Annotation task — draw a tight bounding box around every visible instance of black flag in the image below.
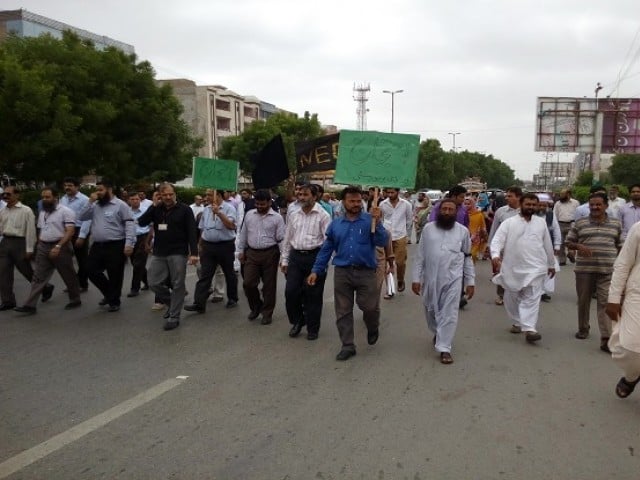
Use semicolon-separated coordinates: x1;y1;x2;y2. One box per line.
251;134;290;189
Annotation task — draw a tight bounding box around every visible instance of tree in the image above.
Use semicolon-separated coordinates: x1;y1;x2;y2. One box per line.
0;32;201;185
414;139;516;190
217;111;324;175
609;153;640;185
574;170;594;186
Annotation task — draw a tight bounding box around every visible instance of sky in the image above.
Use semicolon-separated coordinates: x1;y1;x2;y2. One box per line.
8;0;640;180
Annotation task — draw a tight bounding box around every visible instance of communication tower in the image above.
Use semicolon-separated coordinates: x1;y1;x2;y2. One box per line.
353;82;370;131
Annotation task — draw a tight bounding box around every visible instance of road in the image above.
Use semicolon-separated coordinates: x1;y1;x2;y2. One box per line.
1;246;639;479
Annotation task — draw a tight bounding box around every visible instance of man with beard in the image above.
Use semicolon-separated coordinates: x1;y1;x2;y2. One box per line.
280;184;331;340
14;187;81;313
79;179;135;312
308;186;388;361
60;177;92;292
237;189;286;325
490;193;556;344
566;193;622;352
411;198;475;364
620;184;640;241
0;186;37;310
139;183;199;330
553;188;580;265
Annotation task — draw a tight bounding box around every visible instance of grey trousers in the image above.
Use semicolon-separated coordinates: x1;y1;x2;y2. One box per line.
148;255;187;320
24;242;80;307
0;236;33;305
575;272;612;338
334;266;379;350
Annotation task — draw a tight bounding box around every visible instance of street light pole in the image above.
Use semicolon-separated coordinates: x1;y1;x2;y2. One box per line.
382;89;403;132
448;132;461;151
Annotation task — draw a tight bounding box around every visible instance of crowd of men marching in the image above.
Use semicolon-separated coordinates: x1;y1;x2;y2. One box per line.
2;179;640;398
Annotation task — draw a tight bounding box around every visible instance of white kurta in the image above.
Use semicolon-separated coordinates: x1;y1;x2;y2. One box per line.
412;223;475;352
608;221;640;353
490;215;555;332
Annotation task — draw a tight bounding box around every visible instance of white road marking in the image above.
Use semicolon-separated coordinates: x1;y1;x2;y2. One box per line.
0;376;188;479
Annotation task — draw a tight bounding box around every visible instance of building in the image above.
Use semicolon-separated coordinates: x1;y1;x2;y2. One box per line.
0;9;134;54
157;78;295;160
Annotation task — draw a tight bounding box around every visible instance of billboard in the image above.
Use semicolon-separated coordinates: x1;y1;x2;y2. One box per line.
536;97;640;154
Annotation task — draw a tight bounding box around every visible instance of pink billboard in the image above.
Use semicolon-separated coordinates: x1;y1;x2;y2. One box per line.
600;98;640;153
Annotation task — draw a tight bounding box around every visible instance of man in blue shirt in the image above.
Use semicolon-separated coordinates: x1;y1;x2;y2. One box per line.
308;186;388;361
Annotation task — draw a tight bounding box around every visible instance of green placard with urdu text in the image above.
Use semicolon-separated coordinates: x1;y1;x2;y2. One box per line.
192;157;238;191
334;130;420;188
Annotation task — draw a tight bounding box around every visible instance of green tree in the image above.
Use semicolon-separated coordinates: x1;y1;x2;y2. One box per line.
217;111;323;175
609;153;640;185
0;32;200;185
574;170;594;186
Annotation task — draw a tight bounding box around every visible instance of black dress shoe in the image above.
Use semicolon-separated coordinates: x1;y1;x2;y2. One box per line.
41;284;54;303
141;284;149;291
107;305;120;312
127;290;139;298
98;298;108;306
163;310;171;319
225;300;238;309
307;332;318;341
163;319;180;331
367;328;379;345
210;296;224;303
14;305;36;314
289;323;303;338
260;315;272;325
336;349;356;361
184;304;205;313
0;303;17;311
247;310;260;320
64;301;82;310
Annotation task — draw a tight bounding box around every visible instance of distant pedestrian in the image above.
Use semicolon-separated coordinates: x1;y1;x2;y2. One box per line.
79;179;135;312
536;199;561;302
606;222;640;398
553;188;579;265
0;186;37;310
190;194;205;219
488;186;522;305
620;184;640;241
412;198;475;364
490;193;556;344
308;186;388;361
138;183;199;330
14;187;81;313
566;192;622;352
237;189;286;325
380;187;413;297
280;184;331;340
60;177;91;292
126;192;150;297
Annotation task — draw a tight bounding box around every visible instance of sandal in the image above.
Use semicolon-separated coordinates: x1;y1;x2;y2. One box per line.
383;293;394;300
440;352;454;364
495;297;504;305
615;376;640;398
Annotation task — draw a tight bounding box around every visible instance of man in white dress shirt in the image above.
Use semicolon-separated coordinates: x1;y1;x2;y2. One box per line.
379;187;413;296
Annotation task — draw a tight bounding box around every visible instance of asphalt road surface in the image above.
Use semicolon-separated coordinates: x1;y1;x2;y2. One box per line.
2;246;639;479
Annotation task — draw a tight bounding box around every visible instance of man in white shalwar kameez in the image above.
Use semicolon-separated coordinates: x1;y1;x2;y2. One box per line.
412;199;475;364
606;221;640;398
490;194;556;343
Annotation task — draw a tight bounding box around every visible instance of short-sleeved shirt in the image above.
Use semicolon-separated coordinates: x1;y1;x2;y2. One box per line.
38;204;76;242
199;202;237;243
566;215;622;274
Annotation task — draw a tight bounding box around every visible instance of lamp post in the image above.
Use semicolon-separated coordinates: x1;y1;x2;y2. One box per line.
382;89;403;132
593;82;603;182
448;132;461;151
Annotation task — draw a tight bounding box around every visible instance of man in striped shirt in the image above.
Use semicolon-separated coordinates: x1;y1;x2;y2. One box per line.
566;193;622;352
280;184;331;340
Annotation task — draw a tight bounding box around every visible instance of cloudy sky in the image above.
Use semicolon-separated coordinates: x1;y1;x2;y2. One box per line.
10;0;640;180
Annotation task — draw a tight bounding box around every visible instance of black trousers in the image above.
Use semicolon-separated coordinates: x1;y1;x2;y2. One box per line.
88;240;126;306
130;234;149;291
194;240;237;308
72;227;89;289
285;249;326;334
